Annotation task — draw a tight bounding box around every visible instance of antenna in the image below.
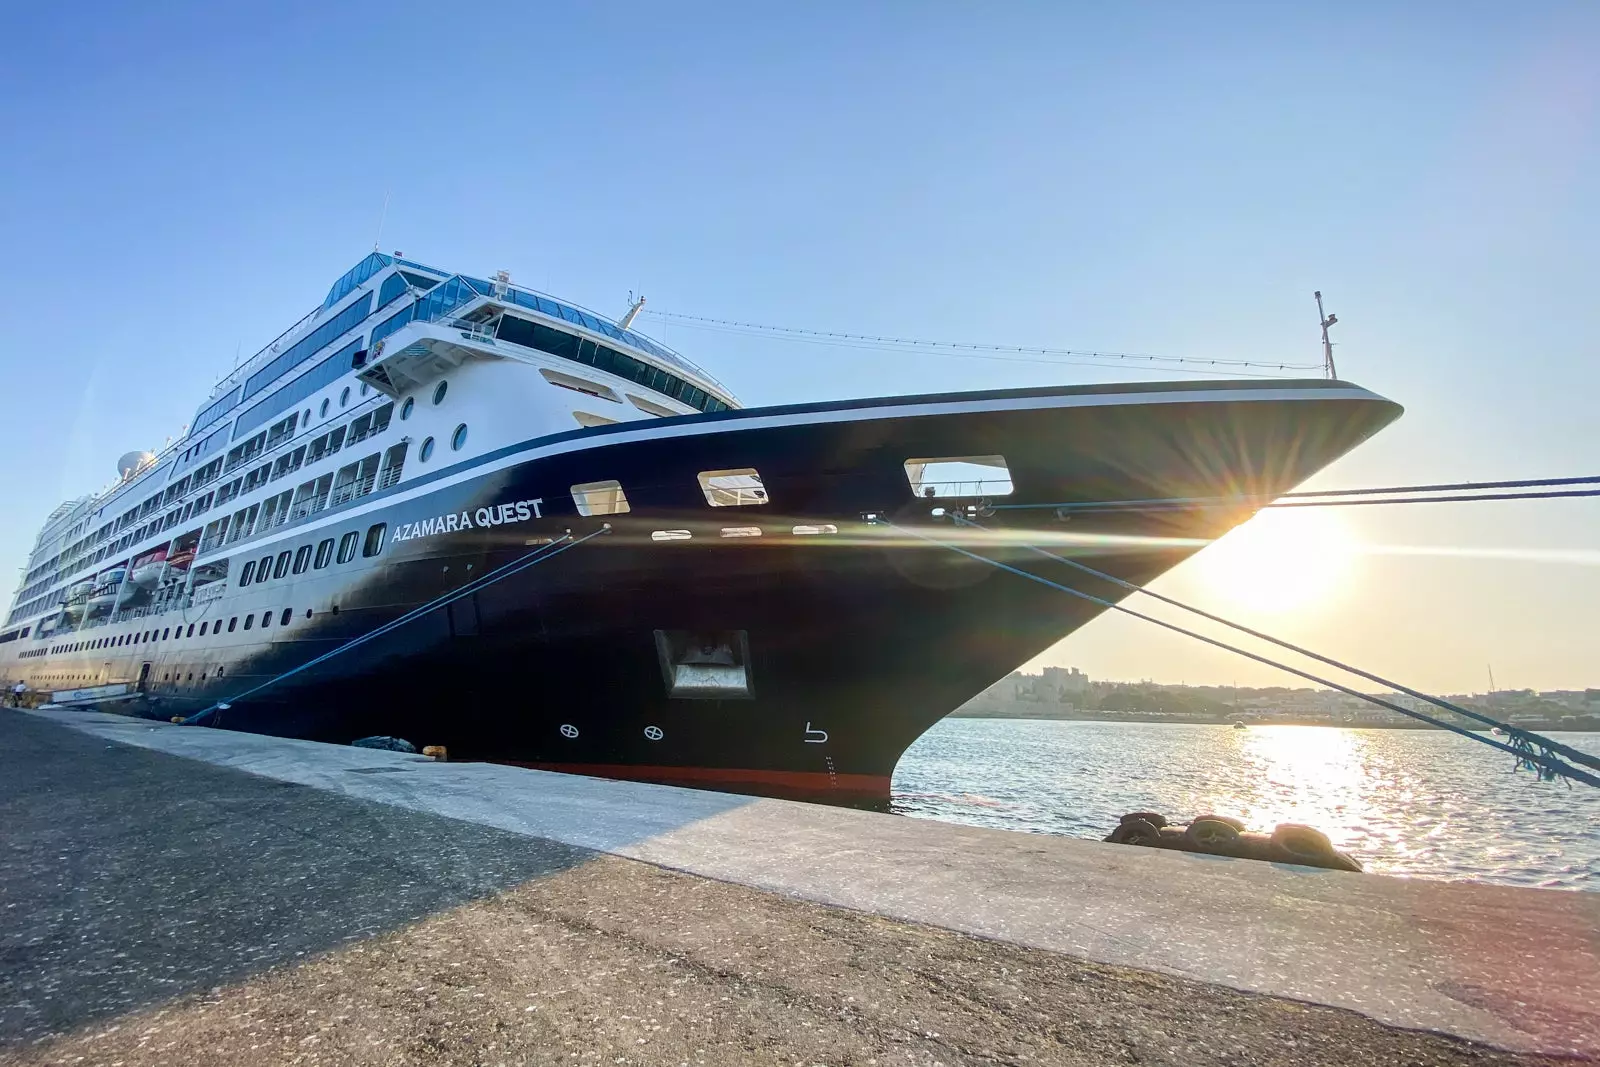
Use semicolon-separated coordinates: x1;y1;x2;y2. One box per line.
619;291;647;331
373;190;391;253
1313;290;1339;379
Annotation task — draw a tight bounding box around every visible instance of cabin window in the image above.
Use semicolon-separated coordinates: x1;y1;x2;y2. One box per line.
257;554;273;580
651;530;692;541
273;551;292;579
340;386;350;407
240;560;256;586
401;397;414;420
363;523;387;557
187;624;195;637
293;545;312;574
280;607;292;626
451;424;468;451
903;455;1014;498
261;611;271;627
244;614;253;630
314;538;334;569
419;437;435;462
571;480;630;516
320;398;330;418
793;524;839;536
162;628;170;639
337;531;359;564
697;468;769;507
227;617;237;632
433;380;448;405
199;622;208;635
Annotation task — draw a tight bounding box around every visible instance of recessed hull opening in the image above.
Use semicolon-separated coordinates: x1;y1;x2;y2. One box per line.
655;629;752;699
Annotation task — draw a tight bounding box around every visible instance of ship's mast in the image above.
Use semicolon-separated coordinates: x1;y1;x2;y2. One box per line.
619;292;646;331
1314;290;1338;379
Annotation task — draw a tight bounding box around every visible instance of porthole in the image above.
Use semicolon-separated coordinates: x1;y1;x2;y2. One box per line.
451;423;468;451
186;624;195;637
433;380;448;405
293;544;312;574
420;436;435;462
360;382;370;397
400;397;414;420
261;610;272;627
302;408;311;425
228;617;237;632
273;550;292;579
199;622;208;635
305;609;313;619
337;531;359;564
280;608;292;626
340;386;350;407
244;614;253;630
314;538;334;568
362;523;387;558
240;560;256;586
320;398;330;418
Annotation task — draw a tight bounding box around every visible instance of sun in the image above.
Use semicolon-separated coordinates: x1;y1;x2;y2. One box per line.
1194;506;1357;613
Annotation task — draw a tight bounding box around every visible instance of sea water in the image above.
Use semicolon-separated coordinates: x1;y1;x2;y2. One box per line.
892;719;1600;890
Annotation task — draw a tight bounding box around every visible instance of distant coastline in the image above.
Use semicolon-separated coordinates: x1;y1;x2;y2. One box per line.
952;667;1600;733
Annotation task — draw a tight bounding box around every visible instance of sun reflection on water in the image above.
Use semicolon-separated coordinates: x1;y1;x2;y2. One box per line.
893;720;1600;888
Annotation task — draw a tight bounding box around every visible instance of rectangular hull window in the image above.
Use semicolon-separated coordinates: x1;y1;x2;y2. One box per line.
904;455;1013;498
697;468;767;507
655;629;752;700
571;480;630;516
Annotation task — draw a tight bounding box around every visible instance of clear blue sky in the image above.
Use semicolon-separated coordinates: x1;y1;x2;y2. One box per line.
2;2;1595;691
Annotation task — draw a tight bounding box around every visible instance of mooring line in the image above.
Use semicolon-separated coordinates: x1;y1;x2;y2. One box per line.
950;514;1600;779
181;525;611;726
871;517;1600;789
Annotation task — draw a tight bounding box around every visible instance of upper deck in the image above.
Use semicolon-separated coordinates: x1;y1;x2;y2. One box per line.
5;254;738;630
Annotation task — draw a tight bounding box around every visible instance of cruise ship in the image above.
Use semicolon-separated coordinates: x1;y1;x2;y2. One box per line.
0;254;1402;805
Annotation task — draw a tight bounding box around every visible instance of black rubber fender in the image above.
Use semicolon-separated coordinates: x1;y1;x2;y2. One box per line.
1271;823;1335;858
1186;817;1244;850
1108;817;1164;846
1118;811;1169;829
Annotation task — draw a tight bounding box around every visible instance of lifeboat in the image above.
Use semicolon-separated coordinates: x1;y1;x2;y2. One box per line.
85;569;126;613
129;546;169;587
62;581;93;619
166;546;196;571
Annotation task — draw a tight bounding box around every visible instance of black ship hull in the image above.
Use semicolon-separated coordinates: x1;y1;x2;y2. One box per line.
13;379;1401;806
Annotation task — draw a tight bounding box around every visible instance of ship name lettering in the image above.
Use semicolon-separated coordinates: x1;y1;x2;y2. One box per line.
393;498;545;544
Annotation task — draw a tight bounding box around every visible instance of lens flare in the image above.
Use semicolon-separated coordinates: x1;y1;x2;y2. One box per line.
1195;507;1356;613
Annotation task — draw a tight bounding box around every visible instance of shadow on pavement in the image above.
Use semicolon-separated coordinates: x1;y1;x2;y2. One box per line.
0;710;596;1047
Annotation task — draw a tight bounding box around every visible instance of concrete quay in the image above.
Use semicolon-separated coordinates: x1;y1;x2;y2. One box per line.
2;706;1596;1066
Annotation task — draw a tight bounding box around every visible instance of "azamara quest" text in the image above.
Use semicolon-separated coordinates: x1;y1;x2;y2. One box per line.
391;497;544;543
